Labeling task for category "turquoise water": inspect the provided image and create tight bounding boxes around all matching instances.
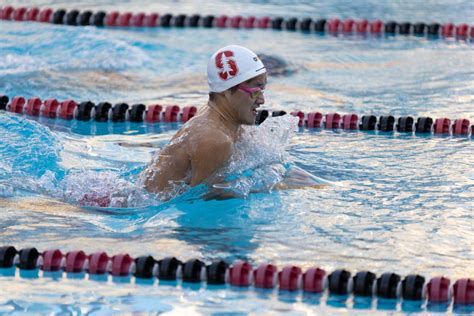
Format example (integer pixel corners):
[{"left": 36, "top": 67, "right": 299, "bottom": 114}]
[{"left": 1, "top": 0, "right": 473, "bottom": 314}]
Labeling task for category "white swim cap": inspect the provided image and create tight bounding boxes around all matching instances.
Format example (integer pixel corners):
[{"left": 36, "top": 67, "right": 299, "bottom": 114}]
[{"left": 207, "top": 45, "right": 266, "bottom": 93}]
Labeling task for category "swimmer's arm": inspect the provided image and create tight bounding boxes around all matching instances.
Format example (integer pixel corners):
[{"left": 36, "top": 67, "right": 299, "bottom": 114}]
[
  {"left": 190, "top": 134, "right": 233, "bottom": 187},
  {"left": 140, "top": 149, "right": 190, "bottom": 194}
]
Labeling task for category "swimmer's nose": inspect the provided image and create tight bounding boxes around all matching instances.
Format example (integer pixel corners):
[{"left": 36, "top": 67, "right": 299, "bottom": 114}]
[{"left": 256, "top": 93, "right": 265, "bottom": 105}]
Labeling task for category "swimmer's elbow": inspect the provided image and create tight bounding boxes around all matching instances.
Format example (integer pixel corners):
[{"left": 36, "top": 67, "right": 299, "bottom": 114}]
[
  {"left": 139, "top": 169, "right": 161, "bottom": 193},
  {"left": 142, "top": 178, "right": 157, "bottom": 193}
]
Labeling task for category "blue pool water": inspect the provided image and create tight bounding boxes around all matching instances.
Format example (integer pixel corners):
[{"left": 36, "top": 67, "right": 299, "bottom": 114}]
[{"left": 1, "top": 0, "right": 473, "bottom": 314}]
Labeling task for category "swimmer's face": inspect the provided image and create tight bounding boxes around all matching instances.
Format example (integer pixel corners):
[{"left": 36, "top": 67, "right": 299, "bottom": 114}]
[{"left": 227, "top": 73, "right": 267, "bottom": 125}]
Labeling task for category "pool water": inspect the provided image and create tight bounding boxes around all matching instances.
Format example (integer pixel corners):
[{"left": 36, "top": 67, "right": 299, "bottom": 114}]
[{"left": 1, "top": 0, "right": 473, "bottom": 314}]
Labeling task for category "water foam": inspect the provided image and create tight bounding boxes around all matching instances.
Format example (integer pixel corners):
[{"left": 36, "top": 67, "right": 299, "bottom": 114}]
[
  {"left": 52, "top": 170, "right": 156, "bottom": 208},
  {"left": 1, "top": 112, "right": 317, "bottom": 207},
  {"left": 211, "top": 115, "right": 300, "bottom": 197},
  {"left": 0, "top": 114, "right": 152, "bottom": 208}
]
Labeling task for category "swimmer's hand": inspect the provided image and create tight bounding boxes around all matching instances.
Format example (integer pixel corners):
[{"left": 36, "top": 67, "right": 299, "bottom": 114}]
[{"left": 274, "top": 167, "right": 328, "bottom": 190}]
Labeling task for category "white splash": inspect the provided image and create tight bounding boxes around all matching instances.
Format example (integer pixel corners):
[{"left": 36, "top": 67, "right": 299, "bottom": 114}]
[
  {"left": 212, "top": 115, "right": 300, "bottom": 197},
  {"left": 45, "top": 170, "right": 155, "bottom": 208}
]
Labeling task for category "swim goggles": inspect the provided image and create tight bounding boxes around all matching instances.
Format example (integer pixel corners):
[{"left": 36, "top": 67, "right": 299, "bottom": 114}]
[{"left": 238, "top": 85, "right": 264, "bottom": 98}]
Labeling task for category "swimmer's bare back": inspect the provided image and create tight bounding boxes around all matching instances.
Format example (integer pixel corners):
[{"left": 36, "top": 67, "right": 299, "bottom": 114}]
[{"left": 140, "top": 106, "right": 235, "bottom": 194}]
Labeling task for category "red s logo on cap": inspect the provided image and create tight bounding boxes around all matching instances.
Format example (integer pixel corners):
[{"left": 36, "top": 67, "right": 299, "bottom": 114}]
[{"left": 215, "top": 50, "right": 238, "bottom": 80}]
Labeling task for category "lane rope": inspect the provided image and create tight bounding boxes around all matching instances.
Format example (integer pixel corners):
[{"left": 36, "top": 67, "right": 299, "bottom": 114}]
[
  {"left": 1, "top": 94, "right": 472, "bottom": 137},
  {"left": 0, "top": 6, "right": 473, "bottom": 42},
  {"left": 1, "top": 246, "right": 473, "bottom": 306}
]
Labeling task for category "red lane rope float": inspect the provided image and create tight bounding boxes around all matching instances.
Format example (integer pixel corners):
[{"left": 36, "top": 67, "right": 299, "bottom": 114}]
[
  {"left": 41, "top": 249, "right": 63, "bottom": 271},
  {"left": 229, "top": 260, "right": 253, "bottom": 287},
  {"left": 254, "top": 263, "right": 278, "bottom": 288},
  {"left": 38, "top": 8, "right": 53, "bottom": 23},
  {"left": 25, "top": 7, "right": 39, "bottom": 21},
  {"left": 145, "top": 104, "right": 163, "bottom": 123},
  {"left": 1, "top": 6, "right": 473, "bottom": 41},
  {"left": 325, "top": 113, "right": 341, "bottom": 129},
  {"left": 25, "top": 97, "right": 42, "bottom": 116},
  {"left": 9, "top": 96, "right": 25, "bottom": 114},
  {"left": 306, "top": 112, "right": 323, "bottom": 128},
  {"left": 0, "top": 94, "right": 472, "bottom": 137},
  {"left": 433, "top": 117, "right": 451, "bottom": 134},
  {"left": 0, "top": 246, "right": 473, "bottom": 306},
  {"left": 342, "top": 113, "right": 358, "bottom": 130}
]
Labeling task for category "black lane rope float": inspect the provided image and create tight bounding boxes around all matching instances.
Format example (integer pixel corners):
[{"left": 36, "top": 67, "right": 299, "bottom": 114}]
[
  {"left": 1, "top": 94, "right": 472, "bottom": 138},
  {"left": 0, "top": 6, "right": 473, "bottom": 42},
  {"left": 1, "top": 246, "right": 473, "bottom": 305}
]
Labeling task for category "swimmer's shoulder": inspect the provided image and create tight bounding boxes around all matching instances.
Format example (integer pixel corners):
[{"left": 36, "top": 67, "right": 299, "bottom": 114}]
[
  {"left": 194, "top": 126, "right": 233, "bottom": 149},
  {"left": 184, "top": 127, "right": 233, "bottom": 164},
  {"left": 164, "top": 119, "right": 230, "bottom": 158},
  {"left": 184, "top": 116, "right": 232, "bottom": 142}
]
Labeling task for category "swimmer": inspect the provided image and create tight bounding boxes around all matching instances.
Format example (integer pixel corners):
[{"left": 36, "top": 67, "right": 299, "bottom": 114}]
[{"left": 140, "top": 45, "right": 322, "bottom": 198}]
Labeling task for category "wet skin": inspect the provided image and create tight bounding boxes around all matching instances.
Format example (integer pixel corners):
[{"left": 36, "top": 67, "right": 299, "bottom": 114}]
[{"left": 140, "top": 74, "right": 267, "bottom": 195}]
